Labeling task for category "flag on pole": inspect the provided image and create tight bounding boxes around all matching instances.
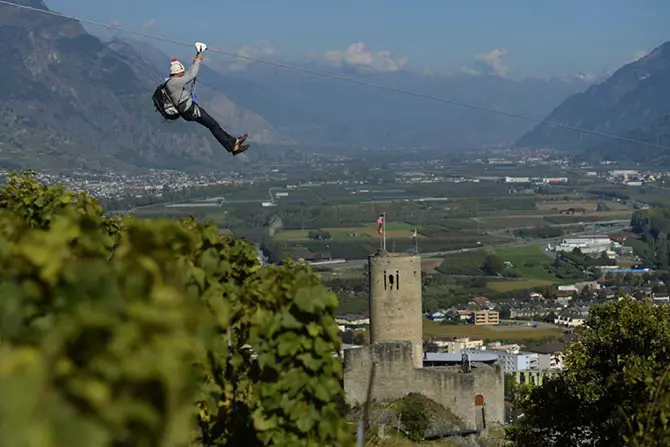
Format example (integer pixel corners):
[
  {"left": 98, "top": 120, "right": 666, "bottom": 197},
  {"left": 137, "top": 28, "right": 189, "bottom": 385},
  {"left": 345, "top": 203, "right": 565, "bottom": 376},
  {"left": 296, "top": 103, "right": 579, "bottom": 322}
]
[
  {"left": 410, "top": 228, "right": 418, "bottom": 239},
  {"left": 377, "top": 214, "right": 384, "bottom": 236}
]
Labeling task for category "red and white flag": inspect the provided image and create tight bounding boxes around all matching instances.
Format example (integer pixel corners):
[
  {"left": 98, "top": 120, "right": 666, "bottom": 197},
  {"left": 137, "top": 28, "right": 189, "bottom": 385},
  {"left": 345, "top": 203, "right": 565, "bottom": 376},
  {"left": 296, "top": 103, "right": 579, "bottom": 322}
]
[{"left": 377, "top": 214, "right": 384, "bottom": 235}]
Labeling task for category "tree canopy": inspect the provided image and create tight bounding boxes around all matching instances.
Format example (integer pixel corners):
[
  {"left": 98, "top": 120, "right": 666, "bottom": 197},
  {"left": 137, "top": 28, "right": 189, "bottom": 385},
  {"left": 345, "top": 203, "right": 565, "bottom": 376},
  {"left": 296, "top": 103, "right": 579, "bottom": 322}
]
[
  {"left": 507, "top": 297, "right": 670, "bottom": 447},
  {"left": 0, "top": 171, "right": 353, "bottom": 447},
  {"left": 631, "top": 208, "right": 670, "bottom": 268}
]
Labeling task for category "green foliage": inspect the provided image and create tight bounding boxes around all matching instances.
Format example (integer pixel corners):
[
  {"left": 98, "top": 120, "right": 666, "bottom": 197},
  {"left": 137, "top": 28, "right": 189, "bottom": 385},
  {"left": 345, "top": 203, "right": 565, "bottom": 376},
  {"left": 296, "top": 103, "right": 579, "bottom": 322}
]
[
  {"left": 437, "top": 250, "right": 488, "bottom": 276},
  {"left": 307, "top": 230, "right": 331, "bottom": 240},
  {"left": 398, "top": 393, "right": 430, "bottom": 442},
  {"left": 0, "top": 171, "right": 354, "bottom": 447},
  {"left": 0, "top": 171, "right": 105, "bottom": 228},
  {"left": 506, "top": 298, "right": 670, "bottom": 446},
  {"left": 482, "top": 254, "right": 504, "bottom": 276},
  {"left": 631, "top": 208, "right": 670, "bottom": 268}
]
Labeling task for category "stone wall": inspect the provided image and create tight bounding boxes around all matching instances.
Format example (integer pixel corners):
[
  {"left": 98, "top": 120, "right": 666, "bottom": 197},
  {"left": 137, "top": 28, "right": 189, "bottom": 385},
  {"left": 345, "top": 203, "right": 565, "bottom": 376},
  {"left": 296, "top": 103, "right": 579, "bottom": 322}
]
[{"left": 344, "top": 341, "right": 505, "bottom": 431}]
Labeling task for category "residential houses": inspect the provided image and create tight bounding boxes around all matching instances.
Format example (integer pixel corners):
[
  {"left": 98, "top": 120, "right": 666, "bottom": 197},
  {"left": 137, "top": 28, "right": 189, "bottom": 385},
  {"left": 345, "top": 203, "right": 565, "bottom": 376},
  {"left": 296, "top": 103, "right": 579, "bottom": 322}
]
[
  {"left": 554, "top": 314, "right": 586, "bottom": 327},
  {"left": 472, "top": 310, "right": 500, "bottom": 325},
  {"left": 336, "top": 314, "right": 369, "bottom": 332},
  {"left": 430, "top": 337, "right": 484, "bottom": 353}
]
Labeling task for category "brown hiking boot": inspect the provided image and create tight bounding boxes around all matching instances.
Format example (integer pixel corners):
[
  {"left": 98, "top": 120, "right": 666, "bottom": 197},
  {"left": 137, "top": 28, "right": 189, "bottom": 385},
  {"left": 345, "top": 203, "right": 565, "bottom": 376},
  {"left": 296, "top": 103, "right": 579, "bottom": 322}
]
[
  {"left": 232, "top": 134, "right": 249, "bottom": 156},
  {"left": 232, "top": 144, "right": 250, "bottom": 156}
]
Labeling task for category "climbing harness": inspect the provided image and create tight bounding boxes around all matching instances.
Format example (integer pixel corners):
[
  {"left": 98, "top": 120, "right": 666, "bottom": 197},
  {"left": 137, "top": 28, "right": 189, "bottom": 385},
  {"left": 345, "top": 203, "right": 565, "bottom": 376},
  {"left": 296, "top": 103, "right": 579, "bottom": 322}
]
[{"left": 190, "top": 77, "right": 199, "bottom": 104}]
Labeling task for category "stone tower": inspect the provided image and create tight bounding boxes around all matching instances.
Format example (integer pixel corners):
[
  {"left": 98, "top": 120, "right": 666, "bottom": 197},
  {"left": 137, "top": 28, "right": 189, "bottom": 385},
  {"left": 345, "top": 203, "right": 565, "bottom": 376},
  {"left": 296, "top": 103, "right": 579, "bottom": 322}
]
[{"left": 368, "top": 250, "right": 423, "bottom": 368}]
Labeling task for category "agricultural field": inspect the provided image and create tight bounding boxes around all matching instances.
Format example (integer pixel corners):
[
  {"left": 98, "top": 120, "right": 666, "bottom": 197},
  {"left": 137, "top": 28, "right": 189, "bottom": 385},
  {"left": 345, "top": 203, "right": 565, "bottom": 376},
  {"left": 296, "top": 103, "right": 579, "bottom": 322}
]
[
  {"left": 268, "top": 218, "right": 517, "bottom": 262},
  {"left": 127, "top": 176, "right": 636, "bottom": 270},
  {"left": 486, "top": 279, "right": 555, "bottom": 293},
  {"left": 475, "top": 216, "right": 547, "bottom": 230},
  {"left": 585, "top": 185, "right": 670, "bottom": 208},
  {"left": 423, "top": 320, "right": 564, "bottom": 342},
  {"left": 535, "top": 199, "right": 630, "bottom": 212},
  {"left": 491, "top": 245, "right": 557, "bottom": 281},
  {"left": 436, "top": 244, "right": 563, "bottom": 293},
  {"left": 273, "top": 222, "right": 423, "bottom": 241},
  {"left": 543, "top": 214, "right": 631, "bottom": 225}
]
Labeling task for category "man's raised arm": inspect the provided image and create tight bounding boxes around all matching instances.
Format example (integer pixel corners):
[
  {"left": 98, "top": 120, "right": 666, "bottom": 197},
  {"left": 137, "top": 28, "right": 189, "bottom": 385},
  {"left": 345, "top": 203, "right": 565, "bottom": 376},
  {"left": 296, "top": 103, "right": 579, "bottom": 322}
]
[{"left": 182, "top": 52, "right": 203, "bottom": 83}]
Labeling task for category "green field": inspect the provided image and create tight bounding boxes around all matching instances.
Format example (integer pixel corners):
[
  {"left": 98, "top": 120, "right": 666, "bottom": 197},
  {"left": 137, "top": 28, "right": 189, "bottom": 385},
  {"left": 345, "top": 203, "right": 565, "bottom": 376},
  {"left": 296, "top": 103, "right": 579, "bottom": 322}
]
[
  {"left": 490, "top": 245, "right": 557, "bottom": 282},
  {"left": 423, "top": 320, "right": 564, "bottom": 342},
  {"left": 435, "top": 244, "right": 562, "bottom": 293}
]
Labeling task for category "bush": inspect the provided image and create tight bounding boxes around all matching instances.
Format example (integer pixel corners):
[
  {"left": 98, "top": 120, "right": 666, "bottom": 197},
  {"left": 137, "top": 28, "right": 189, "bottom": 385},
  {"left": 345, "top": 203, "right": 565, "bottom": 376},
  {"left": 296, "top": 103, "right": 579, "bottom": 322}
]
[
  {"left": 398, "top": 393, "right": 430, "bottom": 442},
  {"left": 0, "top": 172, "right": 354, "bottom": 447}
]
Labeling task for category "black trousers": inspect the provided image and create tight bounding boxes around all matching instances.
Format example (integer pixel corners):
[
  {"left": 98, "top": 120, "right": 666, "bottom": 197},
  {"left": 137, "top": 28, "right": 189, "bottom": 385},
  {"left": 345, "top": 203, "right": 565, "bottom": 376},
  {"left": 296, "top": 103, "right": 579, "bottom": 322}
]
[{"left": 181, "top": 104, "right": 236, "bottom": 152}]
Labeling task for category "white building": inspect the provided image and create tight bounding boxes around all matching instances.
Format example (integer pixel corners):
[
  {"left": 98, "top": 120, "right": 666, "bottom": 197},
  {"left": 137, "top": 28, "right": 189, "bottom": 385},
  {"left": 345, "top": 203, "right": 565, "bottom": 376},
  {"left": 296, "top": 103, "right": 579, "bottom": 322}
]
[
  {"left": 500, "top": 351, "right": 539, "bottom": 372},
  {"left": 555, "top": 237, "right": 612, "bottom": 254},
  {"left": 527, "top": 342, "right": 566, "bottom": 371},
  {"left": 505, "top": 176, "right": 531, "bottom": 183},
  {"left": 610, "top": 170, "right": 638, "bottom": 176},
  {"left": 464, "top": 348, "right": 539, "bottom": 373},
  {"left": 542, "top": 177, "right": 569, "bottom": 184},
  {"left": 432, "top": 337, "right": 484, "bottom": 353}
]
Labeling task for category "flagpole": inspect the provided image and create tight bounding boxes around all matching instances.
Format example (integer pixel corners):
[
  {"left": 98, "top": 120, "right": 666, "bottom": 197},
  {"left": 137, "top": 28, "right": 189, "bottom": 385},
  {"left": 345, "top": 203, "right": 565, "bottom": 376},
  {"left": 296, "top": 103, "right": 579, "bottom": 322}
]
[
  {"left": 383, "top": 212, "right": 387, "bottom": 251},
  {"left": 415, "top": 228, "right": 419, "bottom": 254},
  {"left": 378, "top": 214, "right": 383, "bottom": 251}
]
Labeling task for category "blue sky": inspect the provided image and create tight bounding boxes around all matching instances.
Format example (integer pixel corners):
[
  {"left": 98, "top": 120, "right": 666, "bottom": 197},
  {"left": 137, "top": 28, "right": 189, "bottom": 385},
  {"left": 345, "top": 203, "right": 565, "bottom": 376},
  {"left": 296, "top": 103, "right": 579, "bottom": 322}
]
[{"left": 45, "top": 0, "right": 668, "bottom": 79}]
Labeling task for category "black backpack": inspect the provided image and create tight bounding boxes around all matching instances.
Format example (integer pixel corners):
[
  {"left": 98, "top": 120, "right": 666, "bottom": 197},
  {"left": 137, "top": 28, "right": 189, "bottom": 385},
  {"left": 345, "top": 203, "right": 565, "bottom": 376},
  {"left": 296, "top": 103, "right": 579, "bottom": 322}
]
[{"left": 152, "top": 81, "right": 180, "bottom": 121}]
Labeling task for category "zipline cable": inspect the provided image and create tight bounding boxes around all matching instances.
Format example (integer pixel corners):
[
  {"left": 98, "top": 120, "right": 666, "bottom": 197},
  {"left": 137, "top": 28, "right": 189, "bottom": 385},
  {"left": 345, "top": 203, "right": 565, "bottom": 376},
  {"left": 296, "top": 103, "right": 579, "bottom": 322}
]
[{"left": 1, "top": 0, "right": 669, "bottom": 151}]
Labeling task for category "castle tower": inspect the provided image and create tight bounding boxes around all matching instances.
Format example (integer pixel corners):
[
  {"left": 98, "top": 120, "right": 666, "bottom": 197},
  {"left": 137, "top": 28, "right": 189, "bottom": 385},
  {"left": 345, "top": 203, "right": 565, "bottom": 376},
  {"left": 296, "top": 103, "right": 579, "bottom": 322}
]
[{"left": 368, "top": 250, "right": 423, "bottom": 368}]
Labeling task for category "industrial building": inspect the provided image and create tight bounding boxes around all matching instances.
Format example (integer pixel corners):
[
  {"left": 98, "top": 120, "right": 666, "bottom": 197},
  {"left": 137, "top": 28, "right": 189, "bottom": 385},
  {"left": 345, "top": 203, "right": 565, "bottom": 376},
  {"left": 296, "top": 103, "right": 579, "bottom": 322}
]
[{"left": 553, "top": 236, "right": 613, "bottom": 254}]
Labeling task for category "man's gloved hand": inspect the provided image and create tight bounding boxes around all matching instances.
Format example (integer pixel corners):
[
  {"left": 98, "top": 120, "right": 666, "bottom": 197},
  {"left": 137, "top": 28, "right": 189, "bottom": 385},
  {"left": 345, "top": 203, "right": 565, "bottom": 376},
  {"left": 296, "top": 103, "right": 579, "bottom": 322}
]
[{"left": 195, "top": 42, "right": 208, "bottom": 53}]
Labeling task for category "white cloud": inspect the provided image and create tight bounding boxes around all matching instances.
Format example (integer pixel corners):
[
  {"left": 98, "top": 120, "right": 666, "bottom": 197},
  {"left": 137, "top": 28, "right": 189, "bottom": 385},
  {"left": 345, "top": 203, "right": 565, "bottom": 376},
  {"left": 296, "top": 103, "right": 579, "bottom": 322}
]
[
  {"left": 465, "top": 48, "right": 509, "bottom": 76},
  {"left": 576, "top": 71, "right": 598, "bottom": 82},
  {"left": 628, "top": 49, "right": 649, "bottom": 63},
  {"left": 141, "top": 19, "right": 156, "bottom": 32},
  {"left": 216, "top": 40, "right": 277, "bottom": 71},
  {"left": 324, "top": 42, "right": 407, "bottom": 72}
]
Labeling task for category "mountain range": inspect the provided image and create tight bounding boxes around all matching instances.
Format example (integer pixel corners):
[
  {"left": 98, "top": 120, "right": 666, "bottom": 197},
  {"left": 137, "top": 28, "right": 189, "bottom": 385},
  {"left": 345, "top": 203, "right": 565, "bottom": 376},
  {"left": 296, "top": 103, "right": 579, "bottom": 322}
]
[
  {"left": 0, "top": 0, "right": 290, "bottom": 171},
  {"left": 225, "top": 64, "right": 596, "bottom": 151},
  {"left": 114, "top": 37, "right": 596, "bottom": 152},
  {"left": 0, "top": 0, "right": 614, "bottom": 171},
  {"left": 516, "top": 41, "right": 670, "bottom": 164}
]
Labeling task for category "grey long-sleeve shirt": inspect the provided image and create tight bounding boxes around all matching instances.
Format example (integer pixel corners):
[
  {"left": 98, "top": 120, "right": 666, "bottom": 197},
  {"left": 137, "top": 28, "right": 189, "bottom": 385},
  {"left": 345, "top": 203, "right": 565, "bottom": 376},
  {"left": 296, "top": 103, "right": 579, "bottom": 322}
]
[{"left": 165, "top": 59, "right": 201, "bottom": 113}]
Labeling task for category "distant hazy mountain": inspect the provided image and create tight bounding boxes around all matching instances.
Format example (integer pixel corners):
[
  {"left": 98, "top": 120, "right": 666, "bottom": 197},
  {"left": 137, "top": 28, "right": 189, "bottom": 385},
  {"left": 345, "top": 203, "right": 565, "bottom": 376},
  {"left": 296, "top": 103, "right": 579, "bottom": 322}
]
[
  {"left": 206, "top": 60, "right": 593, "bottom": 151},
  {"left": 0, "top": 0, "right": 288, "bottom": 171},
  {"left": 516, "top": 41, "right": 670, "bottom": 160}
]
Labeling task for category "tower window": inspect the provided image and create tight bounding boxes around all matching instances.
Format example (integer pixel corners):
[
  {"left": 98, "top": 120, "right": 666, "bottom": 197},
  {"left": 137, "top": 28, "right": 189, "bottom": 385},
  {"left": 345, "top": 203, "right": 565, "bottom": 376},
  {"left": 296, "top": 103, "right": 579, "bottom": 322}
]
[
  {"left": 383, "top": 270, "right": 387, "bottom": 290},
  {"left": 396, "top": 271, "right": 400, "bottom": 290}
]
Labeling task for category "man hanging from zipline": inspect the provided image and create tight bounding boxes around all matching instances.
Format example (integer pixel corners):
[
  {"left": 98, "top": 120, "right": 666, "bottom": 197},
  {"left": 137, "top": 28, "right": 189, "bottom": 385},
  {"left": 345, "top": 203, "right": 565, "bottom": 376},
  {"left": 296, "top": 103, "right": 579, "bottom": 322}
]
[{"left": 153, "top": 42, "right": 249, "bottom": 155}]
